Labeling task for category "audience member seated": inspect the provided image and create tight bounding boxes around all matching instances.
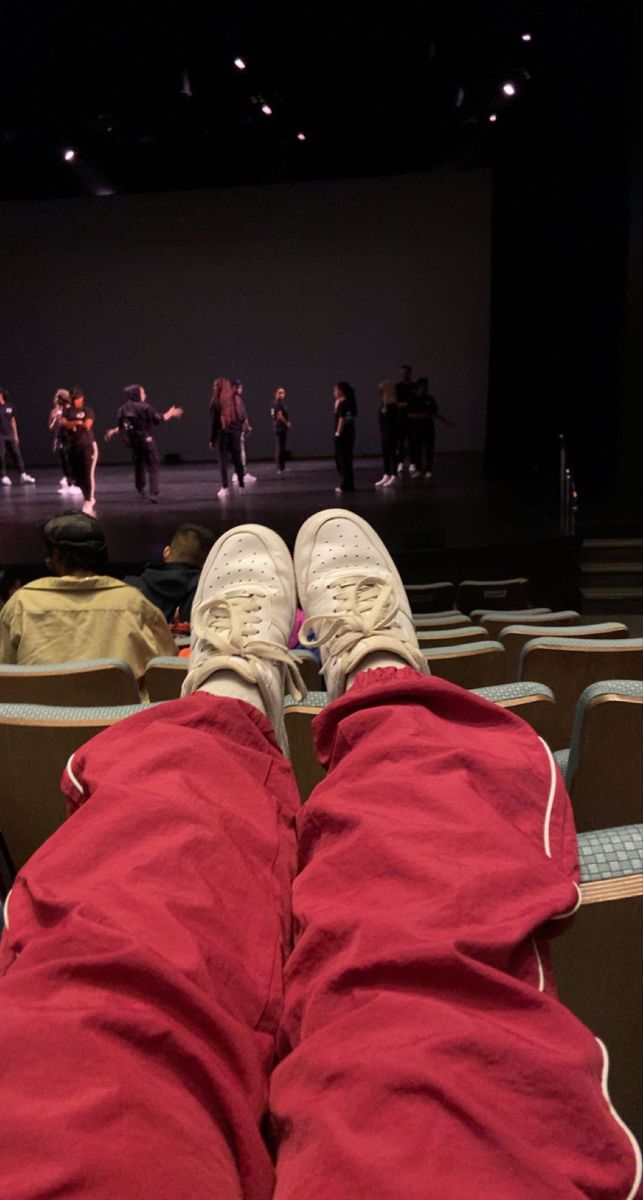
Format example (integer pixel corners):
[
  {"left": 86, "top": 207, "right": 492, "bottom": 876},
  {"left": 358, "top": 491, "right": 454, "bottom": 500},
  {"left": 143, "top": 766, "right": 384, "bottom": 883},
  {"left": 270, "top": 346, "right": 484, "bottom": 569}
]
[
  {"left": 0, "top": 511, "right": 175, "bottom": 678},
  {"left": 0, "top": 565, "right": 22, "bottom": 609},
  {"left": 125, "top": 523, "right": 215, "bottom": 626}
]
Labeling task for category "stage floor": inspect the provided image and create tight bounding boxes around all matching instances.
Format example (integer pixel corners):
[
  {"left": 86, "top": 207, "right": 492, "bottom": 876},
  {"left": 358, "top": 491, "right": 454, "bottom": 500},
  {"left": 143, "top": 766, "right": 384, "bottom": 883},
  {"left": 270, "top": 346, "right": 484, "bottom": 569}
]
[{"left": 1, "top": 454, "right": 564, "bottom": 577}]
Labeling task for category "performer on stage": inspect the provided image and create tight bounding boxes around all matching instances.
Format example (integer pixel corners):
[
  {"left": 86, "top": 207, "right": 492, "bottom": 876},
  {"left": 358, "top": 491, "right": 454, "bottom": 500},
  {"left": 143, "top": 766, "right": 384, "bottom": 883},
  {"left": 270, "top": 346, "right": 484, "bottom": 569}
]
[
  {"left": 395, "top": 364, "right": 414, "bottom": 475},
  {"left": 271, "top": 386, "right": 291, "bottom": 473},
  {"left": 209, "top": 377, "right": 252, "bottom": 498},
  {"left": 59, "top": 388, "right": 96, "bottom": 514},
  {"left": 408, "top": 376, "right": 454, "bottom": 479},
  {"left": 0, "top": 389, "right": 36, "bottom": 487},
  {"left": 230, "top": 381, "right": 256, "bottom": 486},
  {"left": 333, "top": 381, "right": 357, "bottom": 494},
  {"left": 105, "top": 385, "right": 183, "bottom": 503},
  {"left": 375, "top": 379, "right": 398, "bottom": 488},
  {"left": 49, "top": 388, "right": 81, "bottom": 495}
]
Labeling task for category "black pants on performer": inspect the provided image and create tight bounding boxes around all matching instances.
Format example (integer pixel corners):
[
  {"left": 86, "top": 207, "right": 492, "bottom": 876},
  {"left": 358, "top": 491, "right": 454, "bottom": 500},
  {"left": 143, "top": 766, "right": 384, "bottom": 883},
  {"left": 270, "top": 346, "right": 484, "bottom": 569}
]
[
  {"left": 1, "top": 438, "right": 26, "bottom": 477},
  {"left": 219, "top": 429, "right": 244, "bottom": 489},
  {"left": 56, "top": 443, "right": 72, "bottom": 484},
  {"left": 275, "top": 429, "right": 288, "bottom": 472},
  {"left": 133, "top": 436, "right": 160, "bottom": 498},
  {"left": 379, "top": 415, "right": 398, "bottom": 477},
  {"left": 68, "top": 443, "right": 94, "bottom": 501},
  {"left": 334, "top": 425, "right": 355, "bottom": 492},
  {"left": 409, "top": 420, "right": 435, "bottom": 474}
]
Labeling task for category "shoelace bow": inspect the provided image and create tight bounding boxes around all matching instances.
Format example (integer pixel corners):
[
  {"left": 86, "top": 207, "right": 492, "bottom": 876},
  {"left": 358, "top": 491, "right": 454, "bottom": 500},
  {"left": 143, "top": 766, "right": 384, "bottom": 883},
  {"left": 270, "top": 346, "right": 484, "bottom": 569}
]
[
  {"left": 189, "top": 587, "right": 304, "bottom": 699},
  {"left": 298, "top": 575, "right": 418, "bottom": 673}
]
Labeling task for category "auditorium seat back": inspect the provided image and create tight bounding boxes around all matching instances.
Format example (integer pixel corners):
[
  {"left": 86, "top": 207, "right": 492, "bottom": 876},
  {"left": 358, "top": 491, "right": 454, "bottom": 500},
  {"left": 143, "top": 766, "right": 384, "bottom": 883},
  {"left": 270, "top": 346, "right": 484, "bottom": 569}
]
[
  {"left": 422, "top": 640, "right": 505, "bottom": 688},
  {"left": 501, "top": 622, "right": 629, "bottom": 681},
  {"left": 416, "top": 626, "right": 489, "bottom": 649},
  {"left": 481, "top": 610, "right": 580, "bottom": 640},
  {"left": 0, "top": 703, "right": 148, "bottom": 870},
  {"left": 562, "top": 681, "right": 643, "bottom": 831},
  {"left": 144, "top": 656, "right": 189, "bottom": 701},
  {"left": 404, "top": 582, "right": 456, "bottom": 613},
  {"left": 0, "top": 660, "right": 140, "bottom": 707},
  {"left": 458, "top": 578, "right": 531, "bottom": 615},
  {"left": 518, "top": 637, "right": 643, "bottom": 750},
  {"left": 413, "top": 612, "right": 472, "bottom": 630}
]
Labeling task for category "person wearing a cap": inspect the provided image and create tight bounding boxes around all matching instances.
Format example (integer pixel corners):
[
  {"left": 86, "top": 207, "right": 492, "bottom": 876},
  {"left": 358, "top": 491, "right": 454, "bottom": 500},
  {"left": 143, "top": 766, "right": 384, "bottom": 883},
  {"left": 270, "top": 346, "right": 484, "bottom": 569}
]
[
  {"left": 0, "top": 511, "right": 176, "bottom": 680},
  {"left": 105, "top": 384, "right": 183, "bottom": 503},
  {"left": 48, "top": 388, "right": 79, "bottom": 495},
  {"left": 59, "top": 387, "right": 97, "bottom": 514}
]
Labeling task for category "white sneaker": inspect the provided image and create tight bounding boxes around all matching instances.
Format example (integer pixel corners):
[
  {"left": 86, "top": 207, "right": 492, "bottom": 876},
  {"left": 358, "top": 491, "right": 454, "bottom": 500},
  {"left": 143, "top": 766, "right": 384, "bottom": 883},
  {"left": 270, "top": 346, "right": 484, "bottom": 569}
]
[
  {"left": 294, "top": 510, "right": 429, "bottom": 700},
  {"left": 81, "top": 500, "right": 95, "bottom": 515},
  {"left": 374, "top": 475, "right": 388, "bottom": 488},
  {"left": 57, "top": 482, "right": 70, "bottom": 494},
  {"left": 1, "top": 476, "right": 11, "bottom": 486},
  {"left": 59, "top": 477, "right": 68, "bottom": 487},
  {"left": 20, "top": 472, "right": 35, "bottom": 483},
  {"left": 231, "top": 474, "right": 239, "bottom": 486},
  {"left": 409, "top": 465, "right": 419, "bottom": 477},
  {"left": 181, "top": 525, "right": 304, "bottom": 754},
  {"left": 424, "top": 471, "right": 433, "bottom": 479},
  {"left": 382, "top": 474, "right": 396, "bottom": 487},
  {"left": 68, "top": 484, "right": 83, "bottom": 494},
  {"left": 244, "top": 472, "right": 257, "bottom": 484},
  {"left": 217, "top": 487, "right": 229, "bottom": 499},
  {"left": 396, "top": 462, "right": 404, "bottom": 475}
]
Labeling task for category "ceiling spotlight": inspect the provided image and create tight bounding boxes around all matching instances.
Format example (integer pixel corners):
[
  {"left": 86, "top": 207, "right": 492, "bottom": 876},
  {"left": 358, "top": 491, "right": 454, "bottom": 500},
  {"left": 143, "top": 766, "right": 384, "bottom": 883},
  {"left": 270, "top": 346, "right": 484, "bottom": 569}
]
[
  {"left": 63, "top": 148, "right": 76, "bottom": 162},
  {"left": 502, "top": 81, "right": 516, "bottom": 96},
  {"left": 296, "top": 131, "right": 306, "bottom": 141},
  {"left": 234, "top": 57, "right": 246, "bottom": 70},
  {"left": 521, "top": 33, "right": 532, "bottom": 42},
  {"left": 261, "top": 103, "right": 272, "bottom": 116},
  {"left": 489, "top": 113, "right": 497, "bottom": 123}
]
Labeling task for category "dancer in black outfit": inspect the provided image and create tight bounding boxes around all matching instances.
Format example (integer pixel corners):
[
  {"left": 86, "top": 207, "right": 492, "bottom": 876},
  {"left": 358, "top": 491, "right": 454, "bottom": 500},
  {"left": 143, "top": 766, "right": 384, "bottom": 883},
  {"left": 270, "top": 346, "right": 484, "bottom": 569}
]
[
  {"left": 375, "top": 379, "right": 398, "bottom": 488},
  {"left": 48, "top": 389, "right": 76, "bottom": 494},
  {"left": 0, "top": 390, "right": 36, "bottom": 487},
  {"left": 106, "top": 385, "right": 182, "bottom": 503},
  {"left": 394, "top": 364, "right": 414, "bottom": 474},
  {"left": 333, "top": 381, "right": 357, "bottom": 493},
  {"left": 271, "top": 386, "right": 291, "bottom": 473},
  {"left": 409, "top": 377, "right": 454, "bottom": 478},
  {"left": 59, "top": 388, "right": 95, "bottom": 513},
  {"left": 209, "top": 377, "right": 252, "bottom": 498}
]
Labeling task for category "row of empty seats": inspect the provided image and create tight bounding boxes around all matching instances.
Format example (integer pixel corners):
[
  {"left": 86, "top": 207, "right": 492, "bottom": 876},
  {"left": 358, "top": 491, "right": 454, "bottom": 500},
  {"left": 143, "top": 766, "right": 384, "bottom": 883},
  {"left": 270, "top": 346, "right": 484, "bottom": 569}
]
[{"left": 405, "top": 576, "right": 532, "bottom": 614}]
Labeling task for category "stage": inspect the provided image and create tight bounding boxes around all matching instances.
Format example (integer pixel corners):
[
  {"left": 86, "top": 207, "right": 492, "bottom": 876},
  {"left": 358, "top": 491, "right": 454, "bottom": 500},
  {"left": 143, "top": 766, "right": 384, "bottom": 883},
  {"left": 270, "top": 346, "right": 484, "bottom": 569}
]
[{"left": 0, "top": 454, "right": 577, "bottom": 606}]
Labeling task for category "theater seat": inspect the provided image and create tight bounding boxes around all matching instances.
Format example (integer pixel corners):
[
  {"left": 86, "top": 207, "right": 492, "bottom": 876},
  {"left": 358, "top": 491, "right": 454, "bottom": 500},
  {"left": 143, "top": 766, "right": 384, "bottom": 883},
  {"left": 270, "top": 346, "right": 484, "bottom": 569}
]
[
  {"left": 284, "top": 691, "right": 329, "bottom": 799},
  {"left": 422, "top": 640, "right": 506, "bottom": 688},
  {"left": 413, "top": 612, "right": 472, "bottom": 630},
  {"left": 144, "top": 656, "right": 189, "bottom": 701},
  {"left": 518, "top": 637, "right": 643, "bottom": 750},
  {"left": 292, "top": 649, "right": 322, "bottom": 692},
  {"left": 471, "top": 607, "right": 551, "bottom": 624},
  {"left": 501, "top": 622, "right": 629, "bottom": 682},
  {"left": 559, "top": 681, "right": 643, "bottom": 832},
  {"left": 0, "top": 660, "right": 140, "bottom": 707},
  {"left": 404, "top": 582, "right": 456, "bottom": 613},
  {"left": 417, "top": 626, "right": 489, "bottom": 649},
  {"left": 472, "top": 682, "right": 556, "bottom": 739},
  {"left": 480, "top": 610, "right": 581, "bottom": 641},
  {"left": 458, "top": 577, "right": 531, "bottom": 615},
  {"left": 0, "top": 703, "right": 148, "bottom": 870},
  {"left": 551, "top": 823, "right": 643, "bottom": 1146}
]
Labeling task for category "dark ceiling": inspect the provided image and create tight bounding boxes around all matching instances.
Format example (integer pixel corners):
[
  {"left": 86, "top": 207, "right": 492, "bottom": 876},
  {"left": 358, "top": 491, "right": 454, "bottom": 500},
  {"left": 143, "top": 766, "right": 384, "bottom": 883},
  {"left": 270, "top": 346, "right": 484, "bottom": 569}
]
[{"left": 0, "top": 0, "right": 631, "bottom": 200}]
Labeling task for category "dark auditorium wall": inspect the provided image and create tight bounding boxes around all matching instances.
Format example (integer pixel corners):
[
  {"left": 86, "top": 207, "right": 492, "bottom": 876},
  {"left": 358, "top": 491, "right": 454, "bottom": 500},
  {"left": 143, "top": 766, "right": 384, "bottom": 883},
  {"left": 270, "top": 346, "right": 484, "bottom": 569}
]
[{"left": 0, "top": 171, "right": 490, "bottom": 466}]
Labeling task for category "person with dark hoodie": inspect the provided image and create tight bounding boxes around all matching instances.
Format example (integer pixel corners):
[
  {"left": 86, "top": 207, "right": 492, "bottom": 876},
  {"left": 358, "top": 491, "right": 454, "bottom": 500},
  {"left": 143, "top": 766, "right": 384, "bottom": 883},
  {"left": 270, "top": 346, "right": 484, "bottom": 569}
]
[
  {"left": 105, "top": 384, "right": 183, "bottom": 502},
  {"left": 125, "top": 524, "right": 215, "bottom": 626}
]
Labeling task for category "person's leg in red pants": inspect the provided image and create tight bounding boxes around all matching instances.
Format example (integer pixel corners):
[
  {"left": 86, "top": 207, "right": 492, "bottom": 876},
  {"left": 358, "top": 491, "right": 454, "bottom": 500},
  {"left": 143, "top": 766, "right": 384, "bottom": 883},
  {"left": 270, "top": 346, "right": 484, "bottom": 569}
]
[
  {"left": 271, "top": 668, "right": 641, "bottom": 1199},
  {"left": 0, "top": 693, "right": 299, "bottom": 1200}
]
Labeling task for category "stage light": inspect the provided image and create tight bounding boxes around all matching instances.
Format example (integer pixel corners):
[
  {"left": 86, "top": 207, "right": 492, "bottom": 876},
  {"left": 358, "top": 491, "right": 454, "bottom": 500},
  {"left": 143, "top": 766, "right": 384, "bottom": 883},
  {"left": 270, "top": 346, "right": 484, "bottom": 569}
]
[
  {"left": 234, "top": 57, "right": 246, "bottom": 70},
  {"left": 296, "top": 131, "right": 306, "bottom": 141},
  {"left": 502, "top": 82, "right": 516, "bottom": 96},
  {"left": 489, "top": 113, "right": 497, "bottom": 123},
  {"left": 521, "top": 33, "right": 532, "bottom": 42},
  {"left": 63, "top": 148, "right": 76, "bottom": 162},
  {"left": 261, "top": 103, "right": 272, "bottom": 116}
]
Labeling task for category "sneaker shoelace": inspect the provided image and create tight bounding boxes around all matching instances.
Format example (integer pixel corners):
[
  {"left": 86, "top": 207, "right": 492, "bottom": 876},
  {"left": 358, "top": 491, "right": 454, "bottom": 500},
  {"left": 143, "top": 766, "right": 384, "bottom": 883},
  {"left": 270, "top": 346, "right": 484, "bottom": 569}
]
[
  {"left": 299, "top": 574, "right": 422, "bottom": 675},
  {"left": 186, "top": 586, "right": 305, "bottom": 699}
]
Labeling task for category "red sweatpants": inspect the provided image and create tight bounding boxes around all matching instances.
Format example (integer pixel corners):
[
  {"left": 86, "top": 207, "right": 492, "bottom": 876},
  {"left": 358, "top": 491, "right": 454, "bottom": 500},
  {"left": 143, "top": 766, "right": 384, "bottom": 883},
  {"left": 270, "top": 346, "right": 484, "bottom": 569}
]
[{"left": 0, "top": 669, "right": 639, "bottom": 1199}]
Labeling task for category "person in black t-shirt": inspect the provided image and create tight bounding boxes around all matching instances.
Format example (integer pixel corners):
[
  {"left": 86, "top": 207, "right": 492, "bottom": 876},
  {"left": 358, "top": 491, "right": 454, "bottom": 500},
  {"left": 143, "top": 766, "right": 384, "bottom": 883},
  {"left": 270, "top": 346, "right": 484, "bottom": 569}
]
[
  {"left": 105, "top": 385, "right": 183, "bottom": 503},
  {"left": 394, "top": 364, "right": 414, "bottom": 474},
  {"left": 409, "top": 377, "right": 454, "bottom": 478},
  {"left": 271, "top": 386, "right": 291, "bottom": 473},
  {"left": 59, "top": 387, "right": 96, "bottom": 512},
  {"left": 0, "top": 389, "right": 36, "bottom": 486},
  {"left": 333, "top": 381, "right": 357, "bottom": 493}
]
